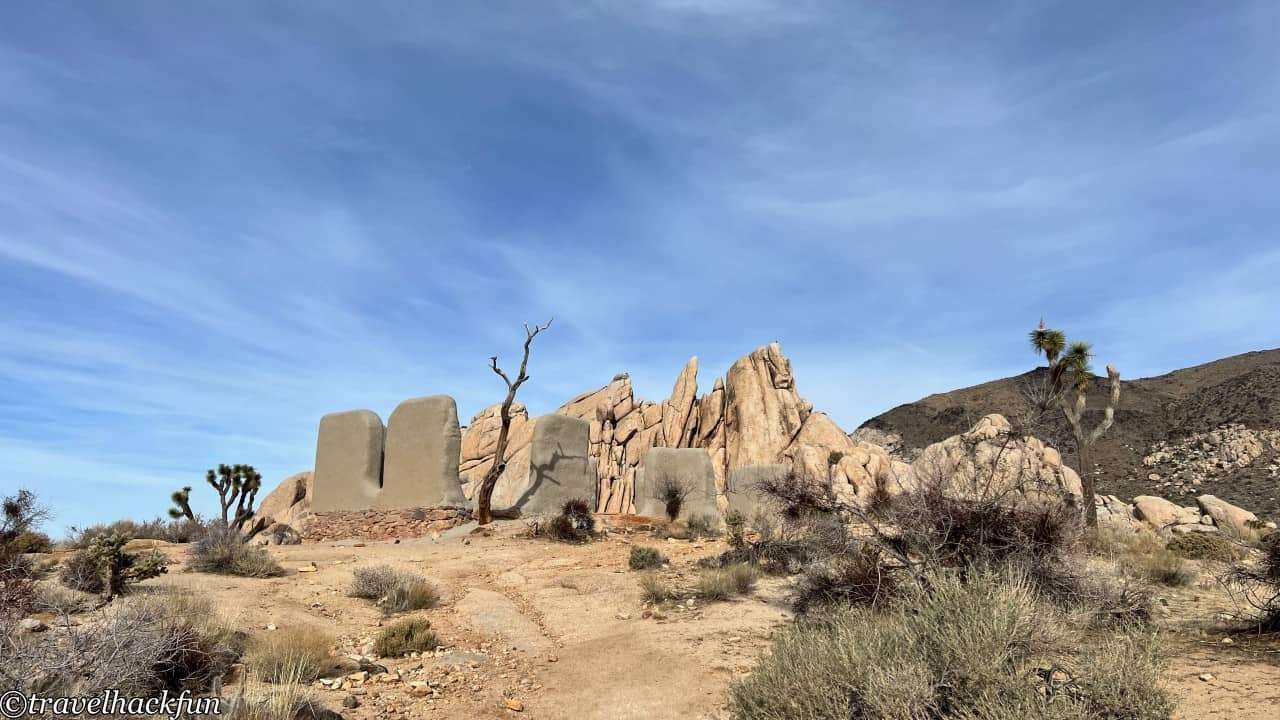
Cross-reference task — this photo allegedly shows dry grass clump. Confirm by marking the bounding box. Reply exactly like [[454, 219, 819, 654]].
[[629, 546, 667, 570], [188, 525, 284, 578], [728, 570, 1174, 720], [685, 513, 721, 539], [244, 626, 331, 684], [697, 563, 759, 601], [230, 659, 330, 720], [1099, 529, 1195, 588], [373, 617, 440, 658], [349, 565, 440, 614], [639, 572, 676, 604]]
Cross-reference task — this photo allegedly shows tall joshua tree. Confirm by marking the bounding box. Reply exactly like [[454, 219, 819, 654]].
[[1029, 321, 1121, 528], [169, 463, 263, 536], [476, 320, 553, 525]]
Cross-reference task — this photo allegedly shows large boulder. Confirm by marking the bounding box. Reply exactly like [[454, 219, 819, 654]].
[[313, 410, 384, 512], [1132, 495, 1182, 529], [636, 448, 719, 521], [661, 357, 700, 448], [724, 343, 810, 471], [459, 402, 534, 501], [1196, 494, 1259, 531], [247, 471, 313, 537], [513, 415, 597, 515], [381, 395, 466, 509], [907, 414, 1083, 504]]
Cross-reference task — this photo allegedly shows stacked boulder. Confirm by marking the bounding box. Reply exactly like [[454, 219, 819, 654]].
[[1096, 492, 1274, 535]]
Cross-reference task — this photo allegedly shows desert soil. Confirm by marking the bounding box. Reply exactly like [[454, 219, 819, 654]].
[[143, 523, 1279, 720]]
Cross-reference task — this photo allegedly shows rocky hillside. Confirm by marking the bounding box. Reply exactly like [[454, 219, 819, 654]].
[[860, 349, 1280, 520]]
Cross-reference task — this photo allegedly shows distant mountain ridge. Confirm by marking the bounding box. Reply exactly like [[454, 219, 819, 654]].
[[860, 349, 1280, 519]]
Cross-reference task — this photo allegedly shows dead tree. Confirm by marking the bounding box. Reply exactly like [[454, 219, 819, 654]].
[[1029, 321, 1121, 528], [169, 463, 263, 536], [476, 320, 553, 525]]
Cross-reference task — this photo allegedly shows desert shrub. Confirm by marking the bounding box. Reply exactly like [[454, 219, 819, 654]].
[[66, 516, 208, 549], [349, 565, 400, 600], [1, 590, 243, 695], [728, 570, 1174, 720], [1218, 533, 1280, 631], [639, 572, 676, 604], [1, 489, 48, 616], [34, 582, 95, 616], [347, 564, 438, 614], [12, 530, 53, 554], [1167, 531, 1246, 562], [655, 473, 692, 521], [59, 531, 168, 598], [698, 564, 758, 601], [686, 513, 721, 539], [228, 676, 325, 720], [629, 546, 667, 570], [373, 617, 439, 657], [794, 545, 899, 614], [189, 525, 283, 577], [245, 626, 331, 684], [754, 468, 842, 520], [725, 510, 747, 548]]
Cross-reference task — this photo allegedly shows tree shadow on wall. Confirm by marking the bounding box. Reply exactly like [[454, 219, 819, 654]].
[[511, 443, 592, 512]]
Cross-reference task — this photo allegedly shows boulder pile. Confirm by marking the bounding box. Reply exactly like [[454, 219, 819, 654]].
[[1141, 423, 1280, 496]]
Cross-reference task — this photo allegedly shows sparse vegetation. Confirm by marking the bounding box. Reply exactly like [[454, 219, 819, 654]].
[[373, 617, 440, 657], [65, 516, 208, 549], [188, 525, 283, 577], [59, 531, 169, 600], [698, 563, 758, 601], [629, 545, 667, 570], [349, 564, 440, 613], [245, 626, 331, 684], [2, 590, 243, 695], [685, 513, 720, 539], [639, 572, 676, 604], [1219, 533, 1280, 632], [729, 569, 1173, 720]]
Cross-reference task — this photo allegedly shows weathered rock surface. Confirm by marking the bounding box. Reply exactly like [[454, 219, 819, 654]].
[[459, 402, 533, 502], [636, 448, 719, 521], [303, 506, 472, 542], [249, 521, 302, 546], [250, 471, 313, 536], [381, 395, 466, 509], [1133, 495, 1183, 529], [725, 464, 787, 519], [516, 415, 597, 515], [313, 410, 384, 513], [908, 414, 1084, 503]]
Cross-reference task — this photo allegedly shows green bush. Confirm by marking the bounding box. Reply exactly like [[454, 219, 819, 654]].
[[188, 526, 283, 578], [728, 570, 1174, 720], [629, 546, 667, 570], [373, 617, 439, 658]]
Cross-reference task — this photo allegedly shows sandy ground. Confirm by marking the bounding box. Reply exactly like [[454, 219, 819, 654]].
[[131, 523, 1279, 720]]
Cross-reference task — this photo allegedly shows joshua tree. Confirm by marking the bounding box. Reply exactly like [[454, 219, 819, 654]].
[[476, 320, 553, 525], [1028, 321, 1121, 528], [169, 463, 263, 536]]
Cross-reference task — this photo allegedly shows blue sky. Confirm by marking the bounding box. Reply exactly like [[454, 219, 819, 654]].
[[2, 1, 1277, 533]]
